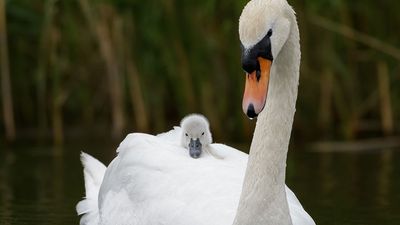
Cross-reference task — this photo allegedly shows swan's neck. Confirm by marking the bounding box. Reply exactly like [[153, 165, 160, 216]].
[[233, 16, 300, 225]]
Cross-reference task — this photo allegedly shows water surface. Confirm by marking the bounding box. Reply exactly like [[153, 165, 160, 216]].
[[0, 142, 399, 224]]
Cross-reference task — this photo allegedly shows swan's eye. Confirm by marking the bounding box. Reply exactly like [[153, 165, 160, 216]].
[[201, 132, 204, 136], [185, 133, 188, 137]]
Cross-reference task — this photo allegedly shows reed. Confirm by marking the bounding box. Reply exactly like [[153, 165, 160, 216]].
[[1, 0, 399, 143], [0, 0, 15, 141]]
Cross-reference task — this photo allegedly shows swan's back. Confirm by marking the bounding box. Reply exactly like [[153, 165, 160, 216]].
[[76, 131, 315, 225], [98, 133, 248, 225], [95, 133, 314, 225]]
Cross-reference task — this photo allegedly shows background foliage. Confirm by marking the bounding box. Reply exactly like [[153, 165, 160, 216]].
[[1, 0, 399, 144]]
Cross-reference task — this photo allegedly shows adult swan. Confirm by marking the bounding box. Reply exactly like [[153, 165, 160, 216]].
[[76, 0, 315, 224]]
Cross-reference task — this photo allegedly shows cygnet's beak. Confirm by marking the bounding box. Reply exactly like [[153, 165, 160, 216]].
[[189, 138, 202, 159]]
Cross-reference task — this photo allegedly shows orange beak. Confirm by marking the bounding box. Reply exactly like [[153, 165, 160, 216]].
[[242, 57, 272, 118]]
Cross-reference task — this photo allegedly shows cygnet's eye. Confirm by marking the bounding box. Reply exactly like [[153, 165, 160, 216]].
[[185, 133, 188, 137], [201, 132, 204, 136]]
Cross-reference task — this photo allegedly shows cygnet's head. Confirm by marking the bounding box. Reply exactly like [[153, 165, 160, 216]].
[[180, 114, 212, 159]]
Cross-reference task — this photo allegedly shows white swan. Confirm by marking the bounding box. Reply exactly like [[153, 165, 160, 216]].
[[76, 0, 316, 224]]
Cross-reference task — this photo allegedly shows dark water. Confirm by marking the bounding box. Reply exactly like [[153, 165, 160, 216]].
[[0, 142, 399, 225]]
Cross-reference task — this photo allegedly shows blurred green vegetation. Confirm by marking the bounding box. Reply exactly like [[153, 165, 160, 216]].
[[0, 0, 399, 144]]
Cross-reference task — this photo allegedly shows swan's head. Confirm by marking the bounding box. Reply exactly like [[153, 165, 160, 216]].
[[239, 0, 294, 118], [180, 114, 212, 159]]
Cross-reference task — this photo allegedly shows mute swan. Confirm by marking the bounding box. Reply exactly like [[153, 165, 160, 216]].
[[76, 0, 315, 224]]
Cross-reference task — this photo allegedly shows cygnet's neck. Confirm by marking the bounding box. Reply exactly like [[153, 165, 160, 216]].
[[233, 15, 300, 225]]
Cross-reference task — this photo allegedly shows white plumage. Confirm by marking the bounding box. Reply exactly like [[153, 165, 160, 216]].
[[76, 153, 106, 225], [77, 130, 313, 225]]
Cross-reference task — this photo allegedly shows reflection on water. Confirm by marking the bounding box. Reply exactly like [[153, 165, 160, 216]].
[[287, 148, 400, 225], [0, 143, 115, 225], [0, 143, 399, 225]]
